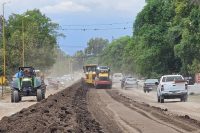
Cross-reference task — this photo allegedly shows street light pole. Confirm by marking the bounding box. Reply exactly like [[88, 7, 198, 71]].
[[22, 15, 29, 67], [22, 18, 24, 67], [2, 3, 6, 78]]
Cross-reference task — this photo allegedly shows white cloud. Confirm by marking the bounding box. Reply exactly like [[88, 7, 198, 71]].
[[41, 0, 90, 14], [78, 0, 145, 14], [1, 0, 145, 17]]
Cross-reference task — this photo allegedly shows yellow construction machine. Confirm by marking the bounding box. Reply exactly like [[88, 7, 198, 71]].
[[94, 66, 112, 89], [83, 64, 97, 86]]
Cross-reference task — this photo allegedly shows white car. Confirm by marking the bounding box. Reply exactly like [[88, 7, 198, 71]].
[[112, 73, 123, 83], [124, 77, 138, 89], [157, 75, 188, 103]]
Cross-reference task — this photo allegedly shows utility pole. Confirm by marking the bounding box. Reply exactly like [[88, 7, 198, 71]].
[[22, 15, 29, 67], [2, 3, 6, 79], [1, 2, 9, 96], [22, 17, 24, 66]]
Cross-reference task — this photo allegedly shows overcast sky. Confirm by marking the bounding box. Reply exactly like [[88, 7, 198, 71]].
[[0, 0, 146, 55]]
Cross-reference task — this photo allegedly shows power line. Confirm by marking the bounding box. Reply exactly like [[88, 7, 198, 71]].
[[58, 27, 133, 31], [59, 45, 86, 48], [62, 21, 132, 27]]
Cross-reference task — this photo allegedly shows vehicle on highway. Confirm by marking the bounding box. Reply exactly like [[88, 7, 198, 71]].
[[11, 67, 46, 103], [112, 73, 123, 83], [156, 75, 188, 103], [123, 77, 138, 89], [94, 66, 112, 89], [121, 76, 132, 88], [83, 64, 97, 86], [143, 79, 158, 93]]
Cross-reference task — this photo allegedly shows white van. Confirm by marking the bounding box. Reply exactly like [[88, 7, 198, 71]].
[[112, 73, 123, 83]]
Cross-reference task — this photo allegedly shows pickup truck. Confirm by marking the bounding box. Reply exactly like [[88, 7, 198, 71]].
[[156, 75, 188, 103]]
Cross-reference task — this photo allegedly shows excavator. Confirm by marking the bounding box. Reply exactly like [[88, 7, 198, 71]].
[[94, 66, 112, 89]]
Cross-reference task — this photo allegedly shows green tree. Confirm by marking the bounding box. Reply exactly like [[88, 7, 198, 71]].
[[1, 9, 62, 75], [99, 36, 131, 72], [85, 38, 109, 56]]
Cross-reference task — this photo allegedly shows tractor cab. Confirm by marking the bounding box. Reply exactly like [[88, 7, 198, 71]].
[[19, 67, 35, 77]]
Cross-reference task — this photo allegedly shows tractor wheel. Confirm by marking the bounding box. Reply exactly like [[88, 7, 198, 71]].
[[42, 92, 45, 99], [19, 95, 22, 101], [37, 89, 43, 102], [95, 85, 99, 89], [11, 91, 14, 103], [12, 90, 20, 103], [42, 89, 45, 99]]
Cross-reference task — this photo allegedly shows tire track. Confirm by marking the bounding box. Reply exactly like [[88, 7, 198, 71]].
[[107, 90, 200, 133]]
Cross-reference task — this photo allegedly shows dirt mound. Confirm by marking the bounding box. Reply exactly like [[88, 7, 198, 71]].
[[0, 82, 103, 133]]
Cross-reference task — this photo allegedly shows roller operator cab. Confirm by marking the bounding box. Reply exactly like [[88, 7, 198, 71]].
[[83, 64, 97, 86], [94, 66, 112, 89]]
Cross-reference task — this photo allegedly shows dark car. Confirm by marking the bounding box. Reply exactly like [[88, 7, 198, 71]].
[[143, 79, 158, 93], [184, 76, 194, 85]]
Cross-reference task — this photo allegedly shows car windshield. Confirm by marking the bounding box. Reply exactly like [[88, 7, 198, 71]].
[[114, 74, 122, 77], [165, 76, 183, 82], [126, 78, 136, 81], [145, 79, 158, 83]]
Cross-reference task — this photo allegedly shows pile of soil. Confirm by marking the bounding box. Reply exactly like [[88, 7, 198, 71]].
[[0, 81, 103, 133]]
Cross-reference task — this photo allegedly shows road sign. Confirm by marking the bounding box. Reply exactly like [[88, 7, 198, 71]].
[[0, 76, 6, 85]]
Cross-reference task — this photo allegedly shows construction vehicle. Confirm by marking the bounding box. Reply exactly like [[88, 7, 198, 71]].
[[83, 64, 97, 86], [11, 67, 46, 103], [94, 66, 112, 89]]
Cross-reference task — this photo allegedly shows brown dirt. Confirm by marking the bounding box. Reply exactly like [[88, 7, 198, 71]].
[[106, 89, 200, 132], [0, 81, 103, 133]]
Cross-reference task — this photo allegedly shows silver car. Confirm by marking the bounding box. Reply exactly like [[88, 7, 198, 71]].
[[123, 78, 138, 89]]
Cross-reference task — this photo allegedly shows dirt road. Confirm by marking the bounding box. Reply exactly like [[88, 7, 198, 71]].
[[113, 83, 200, 121], [1, 81, 200, 133], [88, 89, 200, 133]]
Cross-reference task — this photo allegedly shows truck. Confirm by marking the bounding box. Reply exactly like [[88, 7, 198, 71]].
[[94, 66, 112, 89], [156, 75, 188, 103]]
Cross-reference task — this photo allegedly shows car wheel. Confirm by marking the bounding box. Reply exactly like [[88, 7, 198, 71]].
[[181, 95, 188, 102], [157, 96, 160, 103], [160, 98, 164, 103]]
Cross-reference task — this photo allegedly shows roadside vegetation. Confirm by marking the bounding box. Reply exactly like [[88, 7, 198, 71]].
[[0, 9, 65, 77], [74, 0, 200, 78]]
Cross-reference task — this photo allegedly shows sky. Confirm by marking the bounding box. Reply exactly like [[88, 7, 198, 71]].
[[0, 0, 146, 55]]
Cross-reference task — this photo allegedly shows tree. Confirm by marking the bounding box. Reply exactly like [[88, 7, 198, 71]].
[[99, 36, 131, 72], [1, 9, 62, 75], [85, 38, 109, 56]]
